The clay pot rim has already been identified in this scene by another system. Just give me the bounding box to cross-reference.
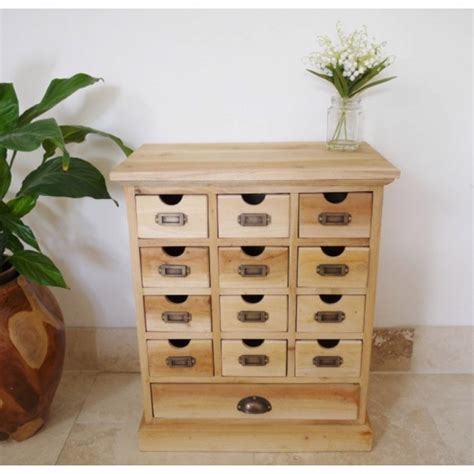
[0,258,19,286]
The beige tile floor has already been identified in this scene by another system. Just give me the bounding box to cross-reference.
[0,372,472,465]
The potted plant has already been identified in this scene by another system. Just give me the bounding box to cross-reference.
[305,23,396,151]
[0,73,131,441]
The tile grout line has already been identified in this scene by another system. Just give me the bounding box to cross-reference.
[54,371,100,465]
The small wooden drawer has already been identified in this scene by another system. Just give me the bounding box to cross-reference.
[218,193,290,238]
[136,194,208,238]
[141,246,210,288]
[298,246,369,289]
[151,383,359,420]
[295,340,362,377]
[297,295,365,333]
[299,192,372,238]
[219,246,288,288]
[144,295,212,332]
[147,339,213,377]
[220,295,288,332]
[221,339,287,376]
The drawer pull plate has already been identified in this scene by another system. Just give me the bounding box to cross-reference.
[314,311,346,323]
[159,264,190,277]
[237,310,269,323]
[161,311,192,323]
[238,264,269,277]
[318,212,352,226]
[238,354,269,366]
[238,213,271,227]
[237,396,272,415]
[155,212,188,226]
[316,264,349,277]
[313,355,344,367]
[166,356,196,368]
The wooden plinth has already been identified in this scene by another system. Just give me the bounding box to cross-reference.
[138,416,374,452]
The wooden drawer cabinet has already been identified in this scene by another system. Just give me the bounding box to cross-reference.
[111,142,399,452]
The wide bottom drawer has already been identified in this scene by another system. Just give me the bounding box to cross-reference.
[151,383,359,420]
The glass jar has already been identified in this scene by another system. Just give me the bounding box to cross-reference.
[326,96,363,151]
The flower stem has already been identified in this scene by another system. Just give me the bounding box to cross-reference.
[9,150,17,169]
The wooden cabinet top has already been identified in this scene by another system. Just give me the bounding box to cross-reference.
[110,142,400,186]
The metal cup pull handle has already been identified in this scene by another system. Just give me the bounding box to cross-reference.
[316,264,349,277]
[237,310,269,323]
[155,212,188,226]
[314,311,346,323]
[237,396,272,415]
[238,354,269,366]
[238,213,271,227]
[166,356,196,368]
[318,212,352,226]
[161,311,192,323]
[159,264,190,277]
[313,355,343,367]
[238,264,269,277]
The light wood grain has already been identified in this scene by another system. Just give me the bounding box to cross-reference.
[110,142,400,185]
[299,193,372,238]
[147,339,213,377]
[298,247,369,289]
[139,417,374,452]
[218,246,288,288]
[151,383,359,420]
[295,340,362,377]
[136,195,208,238]
[221,339,287,377]
[144,295,211,332]
[217,194,290,238]
[220,295,288,332]
[140,247,210,288]
[124,187,154,422]
[297,295,365,333]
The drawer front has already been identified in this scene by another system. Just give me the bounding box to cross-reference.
[219,247,289,288]
[220,295,288,332]
[147,339,213,377]
[144,295,212,332]
[218,194,290,238]
[136,195,208,238]
[221,340,287,376]
[295,340,362,377]
[297,295,365,333]
[141,247,210,288]
[299,192,372,238]
[151,383,359,420]
[298,247,369,289]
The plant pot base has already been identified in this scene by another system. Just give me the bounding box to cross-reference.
[0,275,65,442]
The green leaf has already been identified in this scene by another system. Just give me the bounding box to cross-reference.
[9,250,67,288]
[0,211,40,250]
[0,118,65,152]
[306,69,333,84]
[19,73,101,125]
[5,232,24,253]
[0,83,19,133]
[18,156,117,205]
[7,194,38,217]
[0,156,11,199]
[43,125,133,160]
[349,76,397,97]
[333,66,349,97]
[348,58,389,95]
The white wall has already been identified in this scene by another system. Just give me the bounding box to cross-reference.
[1,9,472,328]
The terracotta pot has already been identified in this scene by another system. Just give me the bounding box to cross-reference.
[0,265,65,441]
